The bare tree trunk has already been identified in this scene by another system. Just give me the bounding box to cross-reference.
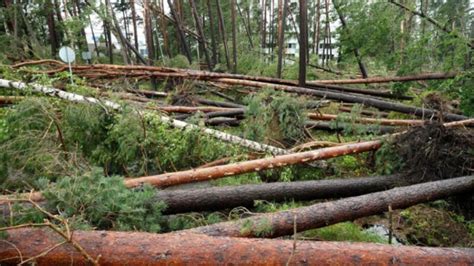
[187,175,474,238]
[207,0,218,66]
[299,0,308,86]
[190,0,212,70]
[237,3,254,49]
[216,0,232,70]
[332,0,368,78]
[159,0,171,58]
[231,0,238,73]
[104,0,130,64]
[46,0,60,56]
[130,0,139,52]
[276,0,287,78]
[144,0,155,64]
[167,0,192,64]
[88,14,100,58]
[261,0,267,51]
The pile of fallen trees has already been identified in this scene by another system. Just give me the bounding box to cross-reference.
[1,64,473,264]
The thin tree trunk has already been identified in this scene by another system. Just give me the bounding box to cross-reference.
[130,0,139,52]
[88,14,100,58]
[276,0,287,78]
[261,0,267,51]
[167,0,192,63]
[231,0,238,73]
[299,0,308,86]
[207,0,218,66]
[190,0,211,70]
[187,175,474,237]
[237,3,254,49]
[215,0,232,70]
[104,0,130,64]
[332,0,368,78]
[144,0,155,64]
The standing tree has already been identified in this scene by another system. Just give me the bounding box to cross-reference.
[299,0,308,86]
[276,0,288,78]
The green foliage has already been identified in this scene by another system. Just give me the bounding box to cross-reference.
[374,140,404,175]
[0,98,75,186]
[43,169,166,232]
[442,71,474,116]
[303,222,386,243]
[243,89,307,145]
[167,55,191,69]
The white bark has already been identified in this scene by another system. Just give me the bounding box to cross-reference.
[0,79,296,157]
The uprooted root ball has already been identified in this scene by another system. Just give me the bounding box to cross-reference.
[394,123,474,182]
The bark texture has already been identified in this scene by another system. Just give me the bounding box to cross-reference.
[124,140,381,188]
[1,228,473,265]
[187,175,474,237]
[158,175,400,213]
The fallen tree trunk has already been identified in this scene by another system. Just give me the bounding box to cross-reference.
[124,139,382,188]
[216,78,468,121]
[305,121,397,134]
[312,72,458,85]
[186,175,474,237]
[2,229,473,265]
[0,96,24,104]
[308,112,425,126]
[158,175,400,213]
[0,78,290,156]
[13,62,413,100]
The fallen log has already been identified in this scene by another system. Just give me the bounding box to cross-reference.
[339,106,390,117]
[0,139,381,204]
[123,139,382,188]
[158,175,400,213]
[2,229,473,265]
[0,78,290,157]
[305,121,397,134]
[13,62,413,100]
[147,105,236,114]
[308,112,425,126]
[312,72,458,85]
[186,175,474,238]
[216,78,468,121]
[0,96,24,104]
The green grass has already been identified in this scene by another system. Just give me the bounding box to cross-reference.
[303,222,386,243]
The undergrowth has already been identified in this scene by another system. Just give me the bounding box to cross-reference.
[0,98,243,190]
[243,89,307,146]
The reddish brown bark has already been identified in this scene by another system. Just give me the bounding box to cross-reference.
[313,72,457,85]
[187,175,474,237]
[124,139,382,188]
[2,228,473,265]
[308,112,425,126]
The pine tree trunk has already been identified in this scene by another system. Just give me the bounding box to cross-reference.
[167,0,192,63]
[187,176,474,237]
[298,0,308,86]
[276,0,288,78]
[216,0,232,70]
[190,0,212,70]
[231,0,238,73]
[3,228,473,265]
